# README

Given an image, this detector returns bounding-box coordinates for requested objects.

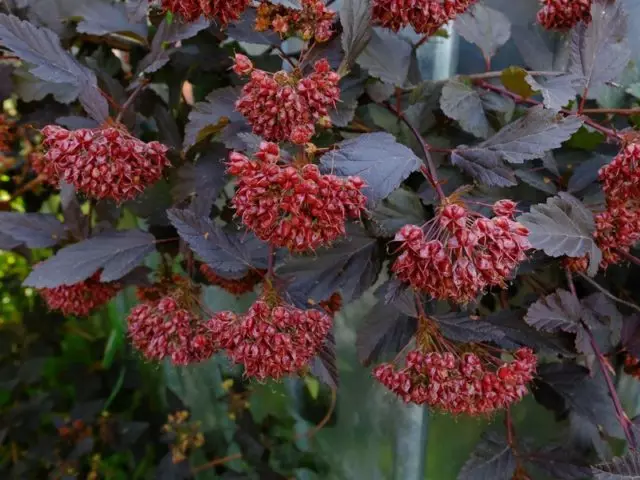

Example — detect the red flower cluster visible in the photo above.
[567,144,640,272]
[159,0,250,24]
[600,143,640,206]
[208,294,332,380]
[40,125,169,203]
[233,55,340,144]
[228,142,366,252]
[255,0,336,43]
[372,0,476,35]
[199,264,265,295]
[392,201,530,304]
[127,295,214,365]
[374,347,536,414]
[39,271,121,316]
[537,0,591,30]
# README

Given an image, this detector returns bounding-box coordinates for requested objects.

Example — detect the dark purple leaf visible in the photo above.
[621,314,640,357]
[436,312,507,345]
[524,445,591,480]
[311,333,339,387]
[525,73,583,112]
[171,148,228,217]
[0,14,108,121]
[278,225,382,307]
[450,148,517,187]
[592,450,640,479]
[440,80,491,139]
[167,208,268,275]
[183,86,244,150]
[518,192,601,276]
[524,289,582,333]
[339,0,372,71]
[0,64,14,102]
[318,132,421,206]
[23,230,156,288]
[74,0,148,40]
[60,181,88,240]
[469,105,583,164]
[355,299,416,366]
[458,432,516,480]
[356,28,412,86]
[0,212,67,248]
[226,9,281,45]
[569,0,630,94]
[0,232,22,251]
[536,363,623,438]
[455,5,511,62]
[567,154,609,193]
[370,188,426,235]
[137,16,210,75]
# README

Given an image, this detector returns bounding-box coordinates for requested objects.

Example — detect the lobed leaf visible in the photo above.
[458,432,516,480]
[319,132,422,206]
[440,80,491,139]
[23,230,156,288]
[569,0,630,94]
[0,14,108,122]
[167,208,268,275]
[524,289,582,333]
[525,73,584,112]
[339,0,372,72]
[278,225,382,307]
[593,450,640,479]
[454,5,511,63]
[517,192,601,276]
[355,28,412,87]
[183,86,244,150]
[0,213,67,248]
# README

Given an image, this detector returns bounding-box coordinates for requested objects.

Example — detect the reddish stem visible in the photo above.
[474,80,623,142]
[566,269,637,449]
[381,102,446,201]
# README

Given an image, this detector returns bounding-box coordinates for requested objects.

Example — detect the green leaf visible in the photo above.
[501,66,535,98]
[565,126,605,150]
[304,377,320,400]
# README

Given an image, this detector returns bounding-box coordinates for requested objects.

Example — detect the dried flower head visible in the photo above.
[208,287,332,380]
[228,141,366,252]
[392,201,531,304]
[159,0,250,24]
[41,125,169,203]
[233,55,340,144]
[537,0,592,30]
[38,271,121,316]
[255,0,336,43]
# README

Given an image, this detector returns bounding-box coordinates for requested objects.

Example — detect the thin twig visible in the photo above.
[566,269,637,449]
[381,102,446,201]
[191,453,242,474]
[576,272,640,314]
[581,108,640,116]
[474,80,623,141]
[616,248,640,267]
[115,79,150,124]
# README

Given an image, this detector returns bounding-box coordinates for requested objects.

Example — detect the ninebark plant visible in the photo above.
[2,0,640,476]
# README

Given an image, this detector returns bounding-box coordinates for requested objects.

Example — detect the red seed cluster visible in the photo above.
[623,353,640,379]
[537,0,591,30]
[200,264,265,295]
[127,295,215,365]
[158,0,250,24]
[374,347,536,415]
[40,125,169,203]
[233,55,340,144]
[207,295,332,380]
[594,206,640,268]
[228,142,366,252]
[372,0,476,35]
[255,0,336,43]
[600,143,640,206]
[392,202,531,304]
[39,271,120,316]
